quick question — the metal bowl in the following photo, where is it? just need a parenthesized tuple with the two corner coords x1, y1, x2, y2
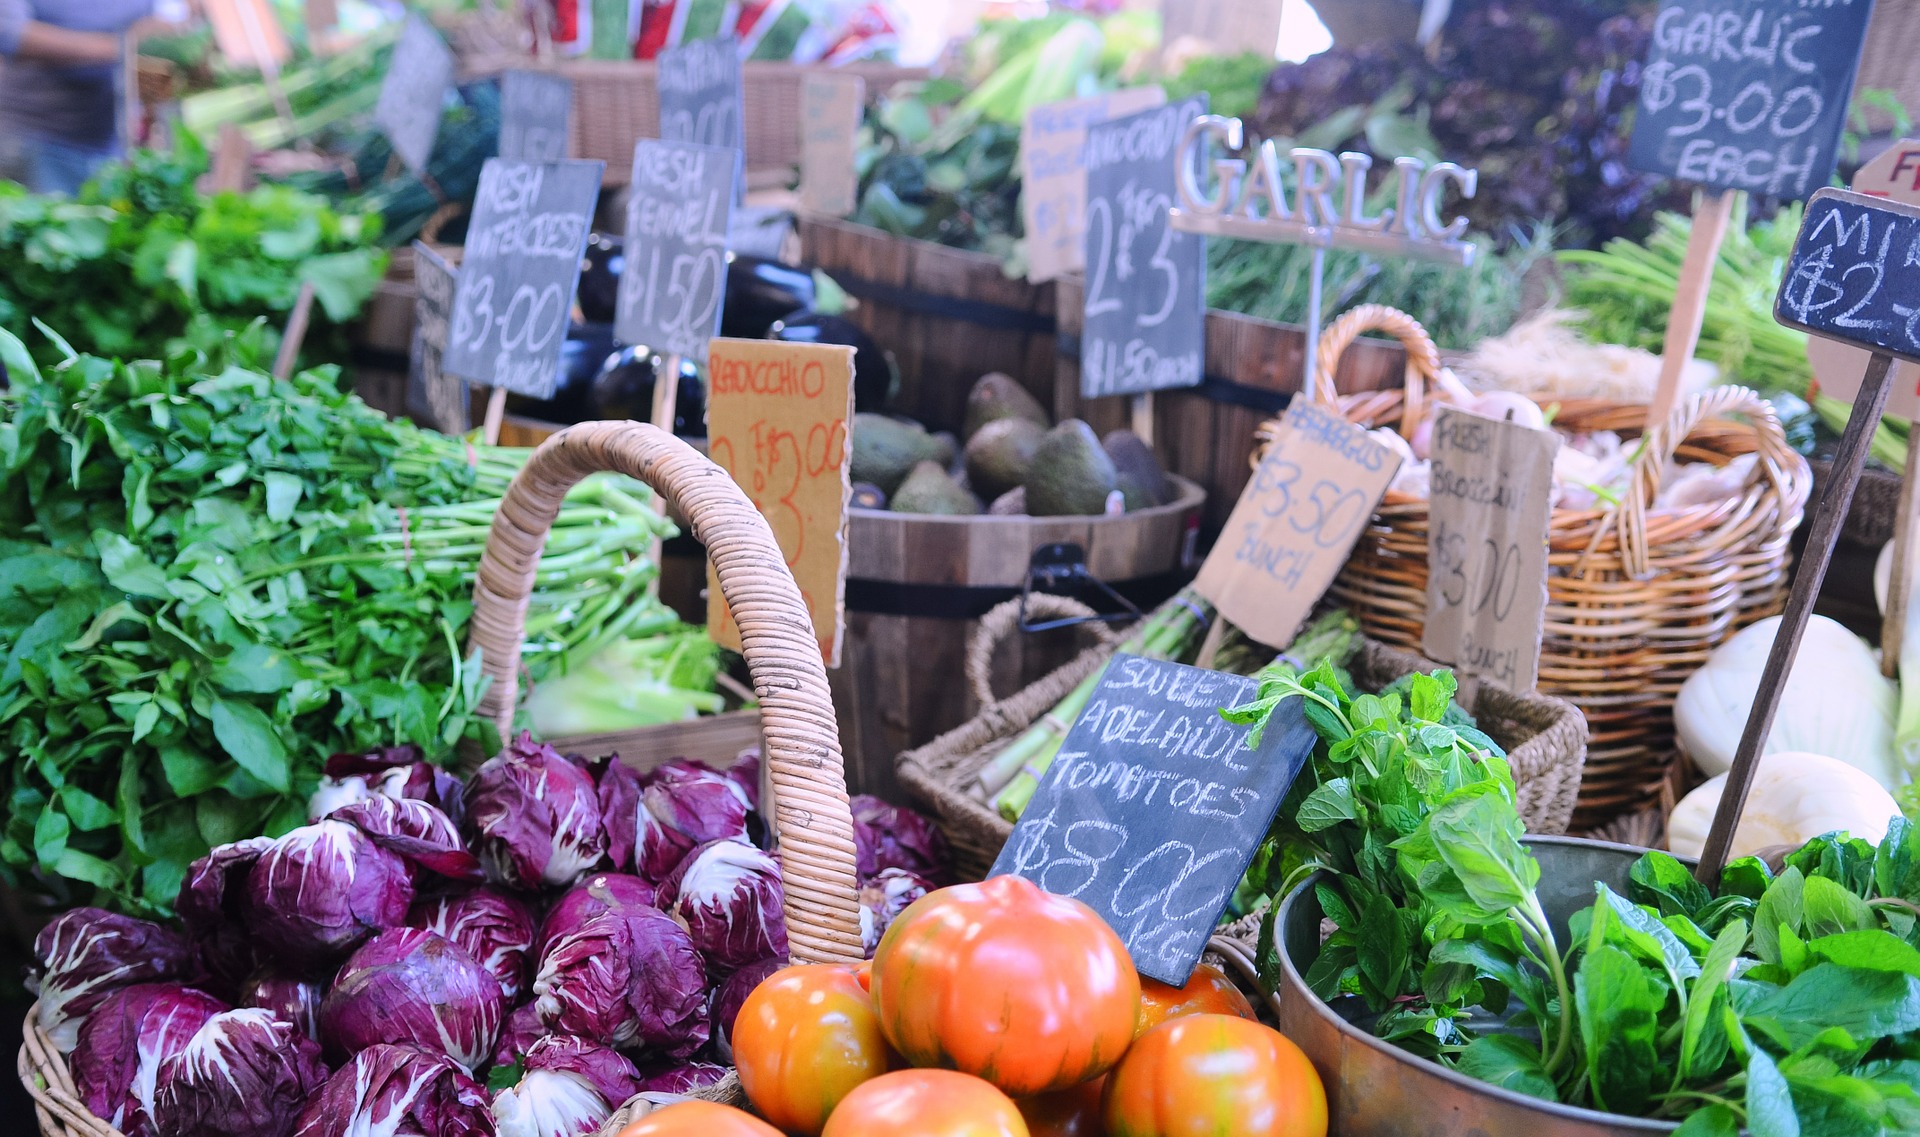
(1270, 835, 1679, 1137)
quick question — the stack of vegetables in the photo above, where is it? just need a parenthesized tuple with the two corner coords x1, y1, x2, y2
(29, 740, 954, 1137)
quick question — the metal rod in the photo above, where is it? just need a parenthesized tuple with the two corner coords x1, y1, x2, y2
(1694, 351, 1897, 883)
(1304, 247, 1326, 401)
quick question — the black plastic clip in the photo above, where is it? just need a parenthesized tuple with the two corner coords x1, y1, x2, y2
(1018, 543, 1141, 632)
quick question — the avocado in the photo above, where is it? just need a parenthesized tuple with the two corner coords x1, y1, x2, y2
(964, 418, 1046, 502)
(987, 486, 1028, 516)
(851, 413, 947, 496)
(889, 461, 982, 515)
(1025, 419, 1121, 517)
(1103, 429, 1173, 510)
(929, 431, 960, 471)
(962, 373, 1049, 441)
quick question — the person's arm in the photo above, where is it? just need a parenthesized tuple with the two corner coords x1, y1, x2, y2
(13, 20, 125, 65)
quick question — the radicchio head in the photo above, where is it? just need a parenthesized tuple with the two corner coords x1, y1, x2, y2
(247, 819, 414, 969)
(535, 873, 657, 959)
(489, 1002, 546, 1070)
(328, 794, 483, 882)
(850, 795, 951, 884)
(659, 841, 788, 972)
(532, 907, 707, 1056)
(707, 957, 784, 1064)
(626, 763, 751, 883)
(859, 868, 935, 957)
(150, 1008, 328, 1137)
(308, 745, 465, 827)
(492, 1036, 643, 1137)
(408, 887, 539, 1000)
(464, 734, 607, 890)
(240, 974, 323, 1043)
(320, 928, 505, 1072)
(177, 837, 274, 994)
(636, 1062, 729, 1096)
(70, 984, 228, 1137)
(293, 1043, 492, 1137)
(32, 908, 197, 1053)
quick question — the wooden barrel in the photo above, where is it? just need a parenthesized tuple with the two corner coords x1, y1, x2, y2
(830, 477, 1206, 799)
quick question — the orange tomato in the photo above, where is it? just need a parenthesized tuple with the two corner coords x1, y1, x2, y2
(1135, 963, 1256, 1037)
(615, 1100, 784, 1137)
(1016, 1077, 1106, 1137)
(871, 876, 1139, 1097)
(822, 1069, 1029, 1137)
(1103, 1015, 1326, 1137)
(733, 964, 894, 1136)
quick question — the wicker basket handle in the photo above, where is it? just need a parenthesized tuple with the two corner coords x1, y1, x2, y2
(965, 595, 1122, 707)
(467, 421, 862, 965)
(1312, 304, 1445, 432)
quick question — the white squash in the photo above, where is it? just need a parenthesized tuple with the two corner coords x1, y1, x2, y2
(1673, 615, 1899, 787)
(1667, 751, 1902, 860)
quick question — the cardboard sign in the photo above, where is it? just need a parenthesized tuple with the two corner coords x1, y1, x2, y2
(444, 159, 606, 397)
(1776, 189, 1920, 365)
(990, 657, 1317, 985)
(405, 242, 467, 435)
(1627, 0, 1873, 200)
(1081, 95, 1209, 400)
(659, 36, 746, 155)
(1021, 86, 1167, 283)
(1422, 407, 1558, 692)
(1194, 401, 1401, 648)
(1810, 140, 1920, 420)
(499, 71, 574, 163)
(616, 140, 739, 363)
(374, 15, 456, 175)
(799, 73, 865, 217)
(704, 339, 857, 667)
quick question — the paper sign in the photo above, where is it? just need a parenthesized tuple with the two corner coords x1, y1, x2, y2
(1194, 401, 1401, 648)
(1021, 86, 1166, 283)
(659, 36, 746, 155)
(1810, 140, 1920, 420)
(206, 0, 290, 69)
(443, 159, 606, 397)
(1627, 0, 1873, 200)
(374, 15, 456, 175)
(616, 139, 739, 363)
(990, 656, 1316, 986)
(406, 242, 467, 435)
(705, 339, 857, 667)
(1775, 189, 1920, 366)
(499, 71, 574, 163)
(800, 73, 865, 217)
(1422, 407, 1558, 692)
(1080, 95, 1209, 399)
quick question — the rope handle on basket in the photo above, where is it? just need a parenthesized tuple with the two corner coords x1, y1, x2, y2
(965, 595, 1122, 708)
(465, 422, 863, 965)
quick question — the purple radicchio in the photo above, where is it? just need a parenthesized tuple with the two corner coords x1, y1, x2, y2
(247, 819, 415, 969)
(70, 984, 229, 1137)
(532, 906, 707, 1056)
(329, 794, 484, 882)
(859, 868, 936, 957)
(409, 887, 539, 1001)
(707, 957, 782, 1064)
(150, 1008, 328, 1137)
(309, 745, 465, 827)
(536, 873, 657, 958)
(293, 1043, 493, 1137)
(636, 1062, 729, 1096)
(492, 1036, 643, 1137)
(241, 974, 323, 1043)
(490, 1002, 547, 1070)
(32, 907, 197, 1053)
(177, 837, 275, 994)
(726, 749, 762, 813)
(592, 756, 643, 873)
(321, 928, 505, 1072)
(659, 840, 788, 972)
(850, 795, 951, 884)
(464, 734, 607, 890)
(625, 762, 752, 883)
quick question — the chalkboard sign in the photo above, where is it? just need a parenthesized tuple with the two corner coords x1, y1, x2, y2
(991, 656, 1316, 985)
(1081, 94, 1209, 399)
(659, 37, 745, 156)
(1022, 86, 1166, 283)
(405, 242, 467, 435)
(443, 159, 606, 397)
(616, 139, 740, 363)
(1775, 188, 1920, 365)
(373, 14, 455, 175)
(499, 71, 573, 163)
(1627, 0, 1875, 199)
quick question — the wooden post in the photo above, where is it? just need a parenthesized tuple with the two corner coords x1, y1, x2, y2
(1883, 390, 1920, 674)
(652, 354, 683, 435)
(1130, 393, 1154, 446)
(207, 125, 255, 193)
(1650, 189, 1738, 426)
(481, 387, 507, 446)
(272, 282, 317, 380)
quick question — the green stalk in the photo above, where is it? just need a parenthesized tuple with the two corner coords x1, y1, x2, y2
(1519, 893, 1574, 1078)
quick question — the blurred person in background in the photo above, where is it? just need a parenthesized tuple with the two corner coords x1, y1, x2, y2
(0, 0, 166, 194)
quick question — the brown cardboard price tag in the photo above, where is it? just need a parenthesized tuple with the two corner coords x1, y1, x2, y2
(800, 74, 865, 217)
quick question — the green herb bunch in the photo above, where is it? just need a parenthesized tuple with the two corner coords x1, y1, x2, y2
(1227, 663, 1920, 1134)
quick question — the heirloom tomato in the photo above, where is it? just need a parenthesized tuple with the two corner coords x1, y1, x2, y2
(733, 964, 894, 1136)
(614, 1099, 782, 1137)
(1015, 1077, 1105, 1137)
(1103, 1015, 1326, 1137)
(1134, 963, 1255, 1036)
(870, 876, 1138, 1097)
(821, 1070, 1027, 1137)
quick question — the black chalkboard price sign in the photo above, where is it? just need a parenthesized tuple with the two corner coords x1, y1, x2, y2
(373, 14, 455, 176)
(616, 139, 740, 364)
(1776, 189, 1920, 366)
(499, 71, 573, 163)
(989, 656, 1316, 985)
(658, 37, 745, 156)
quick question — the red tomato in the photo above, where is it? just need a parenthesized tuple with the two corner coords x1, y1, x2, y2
(733, 964, 894, 1136)
(822, 1070, 1029, 1137)
(615, 1100, 784, 1137)
(1103, 1015, 1326, 1137)
(1017, 1077, 1106, 1137)
(871, 876, 1139, 1096)
(1135, 963, 1256, 1037)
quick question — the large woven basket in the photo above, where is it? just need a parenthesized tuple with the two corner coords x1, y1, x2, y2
(19, 423, 864, 1136)
(897, 595, 1591, 883)
(1286, 306, 1811, 831)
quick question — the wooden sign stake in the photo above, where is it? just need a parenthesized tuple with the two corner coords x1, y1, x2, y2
(1882, 401, 1920, 675)
(1130, 393, 1154, 446)
(481, 387, 507, 446)
(271, 282, 317, 380)
(1695, 350, 1895, 882)
(1650, 189, 1737, 425)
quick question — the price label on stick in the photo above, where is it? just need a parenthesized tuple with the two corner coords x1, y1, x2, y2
(1193, 402, 1401, 649)
(1421, 407, 1558, 692)
(499, 71, 573, 163)
(1809, 140, 1920, 421)
(374, 14, 456, 176)
(1776, 189, 1920, 366)
(1081, 95, 1209, 400)
(799, 73, 865, 217)
(1021, 86, 1166, 283)
(1627, 0, 1873, 200)
(659, 37, 745, 156)
(444, 159, 606, 398)
(705, 338, 856, 667)
(990, 657, 1316, 985)
(406, 242, 467, 435)
(617, 140, 740, 364)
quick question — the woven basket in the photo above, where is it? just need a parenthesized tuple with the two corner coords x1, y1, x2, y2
(897, 596, 1591, 884)
(18, 422, 864, 1136)
(1285, 306, 1811, 831)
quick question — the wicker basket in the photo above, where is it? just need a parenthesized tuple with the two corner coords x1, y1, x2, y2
(897, 596, 1591, 884)
(18, 422, 864, 1136)
(1286, 306, 1811, 831)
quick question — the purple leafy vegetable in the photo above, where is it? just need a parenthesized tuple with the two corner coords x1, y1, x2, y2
(636, 1062, 729, 1095)
(309, 745, 465, 827)
(328, 794, 484, 882)
(464, 734, 607, 890)
(247, 820, 415, 969)
(490, 1002, 547, 1071)
(241, 975, 322, 1043)
(592, 756, 643, 873)
(627, 763, 751, 883)
(293, 1042, 493, 1137)
(409, 887, 539, 1001)
(659, 840, 788, 972)
(859, 868, 935, 957)
(321, 928, 505, 1072)
(151, 1008, 327, 1137)
(532, 907, 707, 1055)
(850, 795, 951, 884)
(726, 749, 762, 813)
(70, 984, 228, 1137)
(32, 907, 197, 1052)
(536, 873, 657, 959)
(492, 1037, 644, 1137)
(177, 838, 275, 994)
(707, 957, 783, 1064)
